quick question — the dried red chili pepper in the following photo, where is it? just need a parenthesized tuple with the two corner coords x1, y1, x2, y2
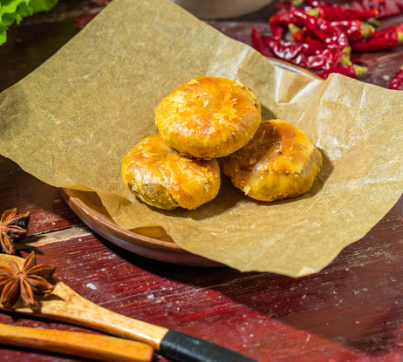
(352, 31, 403, 51)
(290, 8, 349, 49)
(305, 0, 403, 19)
(270, 24, 286, 40)
(270, 19, 289, 40)
(269, 2, 293, 40)
(388, 66, 403, 90)
(367, 23, 403, 40)
(349, 0, 403, 19)
(331, 20, 374, 42)
(308, 6, 378, 22)
(288, 24, 324, 45)
(251, 28, 274, 58)
(289, 21, 372, 44)
(270, 11, 292, 27)
(262, 36, 343, 70)
(316, 64, 368, 79)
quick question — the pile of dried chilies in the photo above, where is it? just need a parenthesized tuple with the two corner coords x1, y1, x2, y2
(252, 0, 403, 88)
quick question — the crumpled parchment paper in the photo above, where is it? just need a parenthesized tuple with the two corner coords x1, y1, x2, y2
(1, 0, 403, 277)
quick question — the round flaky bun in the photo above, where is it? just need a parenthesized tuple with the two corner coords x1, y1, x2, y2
(220, 119, 322, 202)
(155, 76, 261, 159)
(122, 134, 221, 210)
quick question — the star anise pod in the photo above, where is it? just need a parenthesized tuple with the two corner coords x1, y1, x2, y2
(0, 251, 56, 308)
(0, 208, 30, 255)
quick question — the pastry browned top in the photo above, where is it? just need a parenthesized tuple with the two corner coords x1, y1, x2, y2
(155, 76, 261, 159)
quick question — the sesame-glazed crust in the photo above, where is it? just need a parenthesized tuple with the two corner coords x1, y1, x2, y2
(155, 76, 262, 159)
(121, 134, 221, 210)
(221, 120, 322, 202)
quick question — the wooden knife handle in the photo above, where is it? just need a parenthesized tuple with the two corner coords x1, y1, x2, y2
(0, 322, 154, 362)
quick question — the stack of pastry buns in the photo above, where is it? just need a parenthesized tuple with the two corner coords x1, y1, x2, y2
(121, 76, 322, 210)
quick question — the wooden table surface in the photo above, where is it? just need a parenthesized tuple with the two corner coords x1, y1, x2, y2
(1, 1, 403, 361)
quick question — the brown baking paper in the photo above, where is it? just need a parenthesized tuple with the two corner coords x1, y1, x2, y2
(1, 0, 403, 277)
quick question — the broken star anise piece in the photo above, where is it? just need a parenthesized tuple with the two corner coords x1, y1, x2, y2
(0, 251, 56, 308)
(0, 208, 30, 255)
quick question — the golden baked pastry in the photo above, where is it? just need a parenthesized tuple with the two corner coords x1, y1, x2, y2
(121, 134, 221, 210)
(155, 76, 261, 159)
(221, 119, 322, 202)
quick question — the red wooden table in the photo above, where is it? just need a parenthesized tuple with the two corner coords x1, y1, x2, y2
(1, 1, 403, 361)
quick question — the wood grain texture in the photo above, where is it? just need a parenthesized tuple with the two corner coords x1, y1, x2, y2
(1, 0, 403, 361)
(0, 254, 169, 350)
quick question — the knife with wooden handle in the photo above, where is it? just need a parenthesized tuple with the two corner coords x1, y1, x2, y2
(0, 322, 154, 362)
(0, 253, 256, 362)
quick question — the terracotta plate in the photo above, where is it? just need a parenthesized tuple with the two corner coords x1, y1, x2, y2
(61, 189, 223, 267)
(62, 60, 320, 267)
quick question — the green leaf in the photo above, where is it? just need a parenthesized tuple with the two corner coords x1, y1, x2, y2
(0, 0, 30, 17)
(0, 0, 59, 45)
(29, 0, 59, 12)
(0, 22, 7, 45)
(6, 2, 35, 25)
